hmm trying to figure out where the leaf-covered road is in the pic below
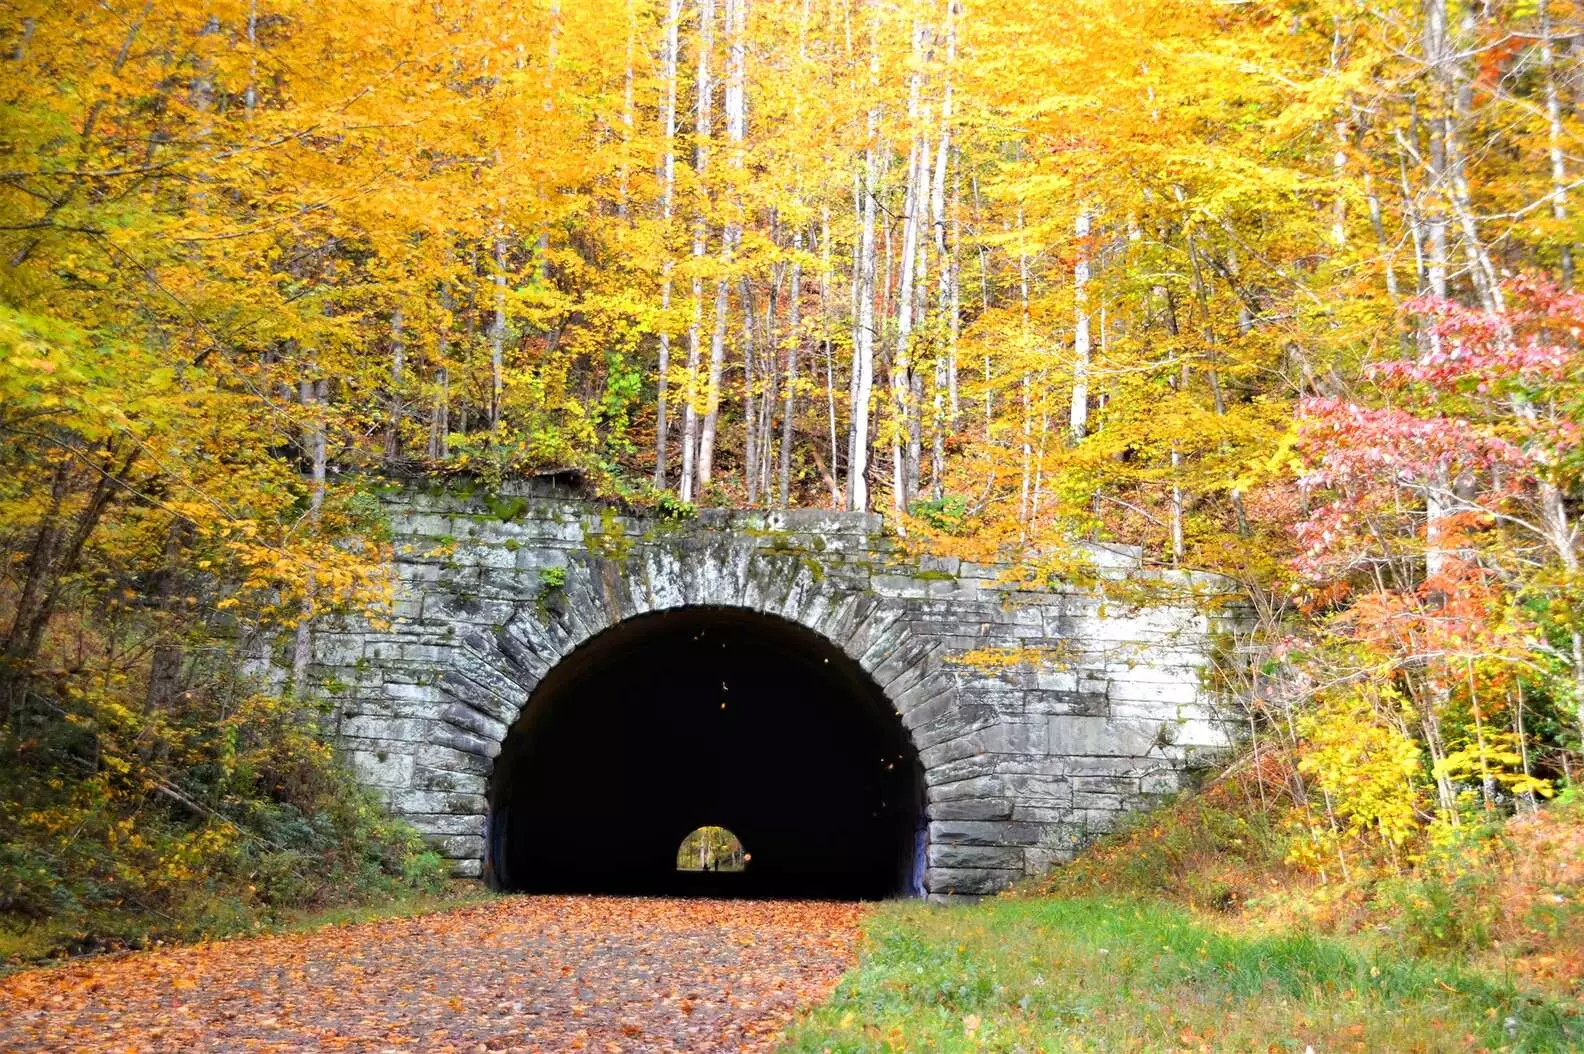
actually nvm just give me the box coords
[0,897,863,1052]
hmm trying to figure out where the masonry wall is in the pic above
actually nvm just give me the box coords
[312,480,1238,899]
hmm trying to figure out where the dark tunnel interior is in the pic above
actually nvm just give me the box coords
[485,606,925,899]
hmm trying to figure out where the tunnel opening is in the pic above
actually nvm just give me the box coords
[486,606,925,899]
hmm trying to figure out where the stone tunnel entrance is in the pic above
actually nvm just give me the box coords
[485,606,926,899]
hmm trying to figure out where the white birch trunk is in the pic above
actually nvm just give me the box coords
[1540,0,1573,283]
[680,0,716,501]
[654,0,683,486]
[849,13,880,512]
[618,0,636,220]
[1070,208,1091,441]
[892,140,923,516]
[698,0,746,490]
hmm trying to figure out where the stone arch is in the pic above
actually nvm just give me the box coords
[334,491,1238,901]
[426,541,957,897]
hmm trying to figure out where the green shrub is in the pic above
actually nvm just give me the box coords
[0,681,451,965]
[909,494,971,534]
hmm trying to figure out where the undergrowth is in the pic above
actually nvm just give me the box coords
[1030,775,1584,996]
[784,895,1581,1052]
[0,683,454,969]
[788,763,1584,1050]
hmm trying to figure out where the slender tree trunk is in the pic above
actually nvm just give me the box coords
[1419,106,1450,300]
[291,377,327,698]
[145,520,193,711]
[698,0,745,492]
[1396,144,1429,295]
[947,154,962,425]
[778,231,803,507]
[618,0,636,219]
[821,210,842,507]
[908,131,928,504]
[1332,119,1349,250]
[0,451,131,717]
[929,2,958,501]
[892,132,924,516]
[429,284,452,460]
[1540,0,1574,284]
[743,278,759,501]
[1030,377,1050,526]
[490,227,507,433]
[1184,231,1251,537]
[244,1,257,118]
[680,0,716,502]
[1070,207,1092,440]
[654,0,683,486]
[385,307,405,462]
[1159,283,1186,565]
[758,270,777,497]
[849,20,880,512]
[972,174,993,436]
[1017,217,1032,529]
[1365,172,1401,302]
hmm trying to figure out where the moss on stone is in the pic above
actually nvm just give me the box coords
[582,507,633,562]
[487,495,530,522]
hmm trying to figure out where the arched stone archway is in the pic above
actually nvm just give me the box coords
[485,606,926,898]
[317,482,1238,900]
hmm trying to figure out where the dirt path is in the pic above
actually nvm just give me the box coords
[0,897,864,1052]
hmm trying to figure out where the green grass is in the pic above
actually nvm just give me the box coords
[784,895,1582,1052]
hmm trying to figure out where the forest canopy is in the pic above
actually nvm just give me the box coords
[1,0,1582,946]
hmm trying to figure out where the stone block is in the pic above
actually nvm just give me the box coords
[349,748,414,789]
[420,739,498,773]
[314,634,366,666]
[922,754,999,790]
[390,789,487,814]
[1072,790,1125,810]
[1107,677,1202,705]
[407,813,486,837]
[925,774,1004,804]
[995,772,1074,802]
[925,867,1021,897]
[1140,771,1181,795]
[413,767,484,794]
[1047,715,1164,757]
[430,834,485,859]
[339,716,424,741]
[1022,847,1075,874]
[929,798,1014,822]
[928,844,1023,870]
[930,820,1041,846]
[1011,804,1074,825]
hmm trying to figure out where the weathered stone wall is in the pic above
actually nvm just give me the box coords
[313,480,1237,899]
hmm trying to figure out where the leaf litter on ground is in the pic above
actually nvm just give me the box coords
[0,895,862,1053]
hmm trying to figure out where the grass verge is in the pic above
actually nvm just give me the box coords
[783,895,1582,1052]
